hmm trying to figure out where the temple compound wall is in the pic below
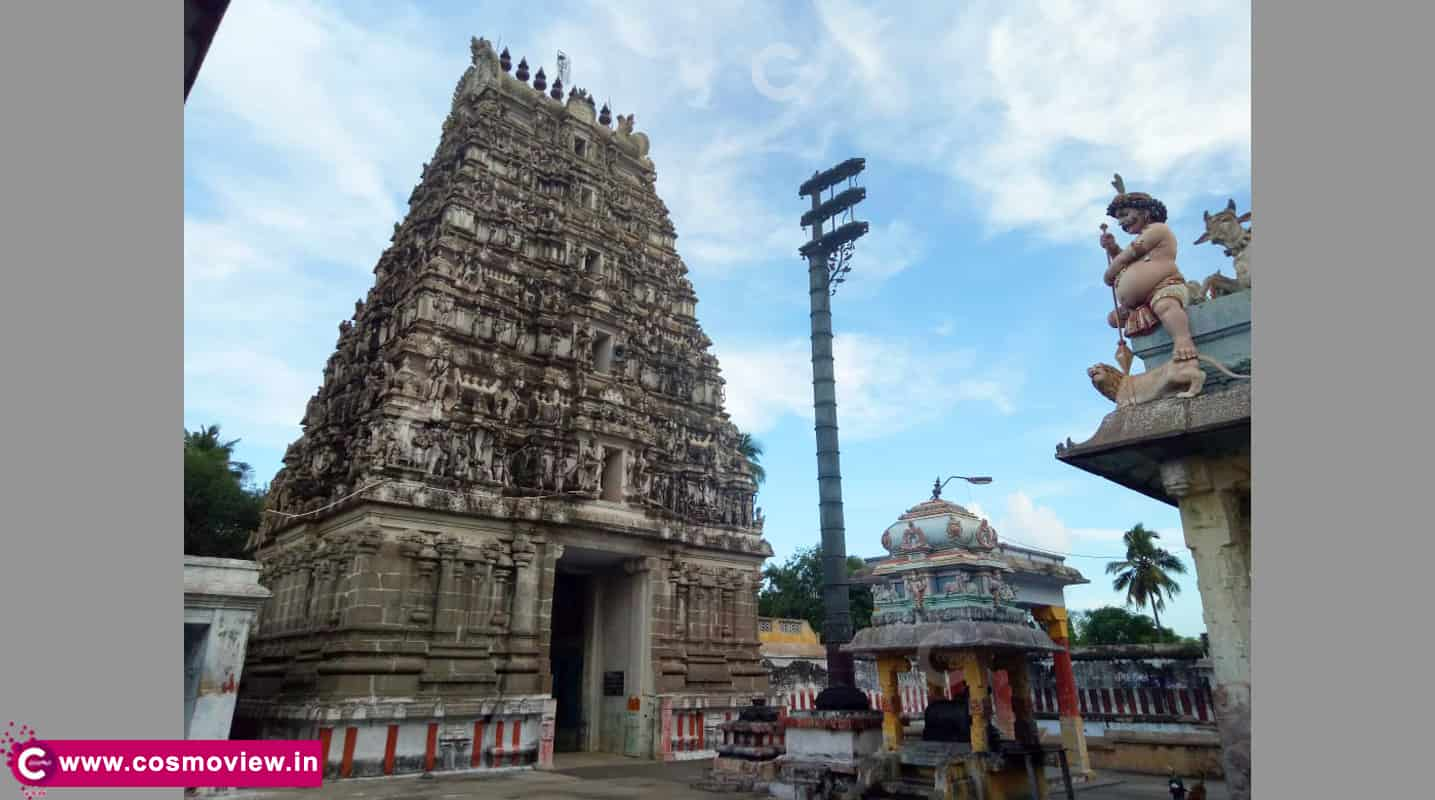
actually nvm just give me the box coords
[234,37,772,779]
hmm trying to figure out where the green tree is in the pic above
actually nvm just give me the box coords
[738,432,766,486]
[184,424,266,558]
[1105,523,1187,631]
[758,545,872,635]
[1071,606,1181,646]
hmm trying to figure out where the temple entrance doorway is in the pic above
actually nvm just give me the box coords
[550,545,653,757]
[550,569,588,753]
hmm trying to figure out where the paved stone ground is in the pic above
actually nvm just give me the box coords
[1071,772,1229,800]
[219,757,1226,800]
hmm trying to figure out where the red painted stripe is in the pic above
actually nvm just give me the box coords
[1195,690,1209,721]
[495,720,505,759]
[473,721,485,767]
[697,713,704,751]
[1078,690,1087,715]
[1101,689,1112,714]
[384,725,398,775]
[512,719,522,765]
[425,723,438,772]
[340,727,357,779]
[1114,689,1126,714]
[1138,689,1149,715]
[318,728,332,776]
[1180,689,1193,717]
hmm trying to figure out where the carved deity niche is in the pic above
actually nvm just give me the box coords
[398,533,439,626]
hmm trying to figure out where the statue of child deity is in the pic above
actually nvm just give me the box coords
[1100,175,1199,362]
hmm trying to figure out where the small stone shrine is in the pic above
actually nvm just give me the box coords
[695,699,787,794]
[235,36,773,778]
[845,492,1071,800]
[769,490,1079,799]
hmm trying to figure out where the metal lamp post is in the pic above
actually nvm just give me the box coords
[798,158,871,711]
[931,475,993,500]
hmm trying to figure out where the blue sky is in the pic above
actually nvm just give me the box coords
[183,0,1250,637]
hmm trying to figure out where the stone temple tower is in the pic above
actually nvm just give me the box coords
[236,37,774,777]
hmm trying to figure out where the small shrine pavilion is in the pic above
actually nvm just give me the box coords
[846,486,1087,799]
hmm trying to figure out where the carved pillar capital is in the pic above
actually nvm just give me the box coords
[354,525,385,554]
[435,534,462,560]
[1159,459,1198,499]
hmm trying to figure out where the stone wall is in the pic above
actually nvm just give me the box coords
[184,556,269,740]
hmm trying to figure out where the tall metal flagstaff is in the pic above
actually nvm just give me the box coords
[797,158,870,711]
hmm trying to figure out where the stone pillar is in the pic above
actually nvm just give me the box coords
[538,697,558,769]
[876,655,908,751]
[434,535,462,635]
[493,533,542,694]
[992,669,1016,740]
[510,534,540,637]
[338,527,385,628]
[958,652,991,754]
[1032,605,1091,779]
[998,653,1042,751]
[1163,457,1251,800]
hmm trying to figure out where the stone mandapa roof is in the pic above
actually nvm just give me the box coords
[995,547,1087,585]
[1055,290,1251,507]
[1056,381,1250,506]
[844,620,1065,656]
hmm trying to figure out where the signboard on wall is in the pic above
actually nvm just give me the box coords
[603,671,624,697]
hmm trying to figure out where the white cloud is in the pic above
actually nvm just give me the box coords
[846,220,926,284]
[184,348,319,449]
[182,0,1248,473]
[966,492,1128,556]
[713,332,1017,438]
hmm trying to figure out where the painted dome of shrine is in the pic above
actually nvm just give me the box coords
[879,496,1000,556]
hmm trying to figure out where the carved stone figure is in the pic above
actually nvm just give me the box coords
[1100,174,1199,362]
[1195,198,1252,298]
[1088,355,1250,408]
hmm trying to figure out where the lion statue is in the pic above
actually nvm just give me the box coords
[1089,355,1249,408]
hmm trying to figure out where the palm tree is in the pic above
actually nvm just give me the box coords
[737,432,766,486]
[184,424,252,482]
[1105,523,1187,631]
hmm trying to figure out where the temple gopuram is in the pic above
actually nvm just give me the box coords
[234,37,773,778]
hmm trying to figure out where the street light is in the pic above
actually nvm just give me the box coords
[931,475,993,500]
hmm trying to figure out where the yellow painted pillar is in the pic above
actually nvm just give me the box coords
[1031,605,1092,779]
[958,651,991,754]
[877,654,909,751]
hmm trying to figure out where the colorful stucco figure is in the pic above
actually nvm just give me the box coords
[1101,174,1199,362]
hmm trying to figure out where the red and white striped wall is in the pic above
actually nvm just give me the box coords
[306,711,548,780]
[1031,684,1216,723]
